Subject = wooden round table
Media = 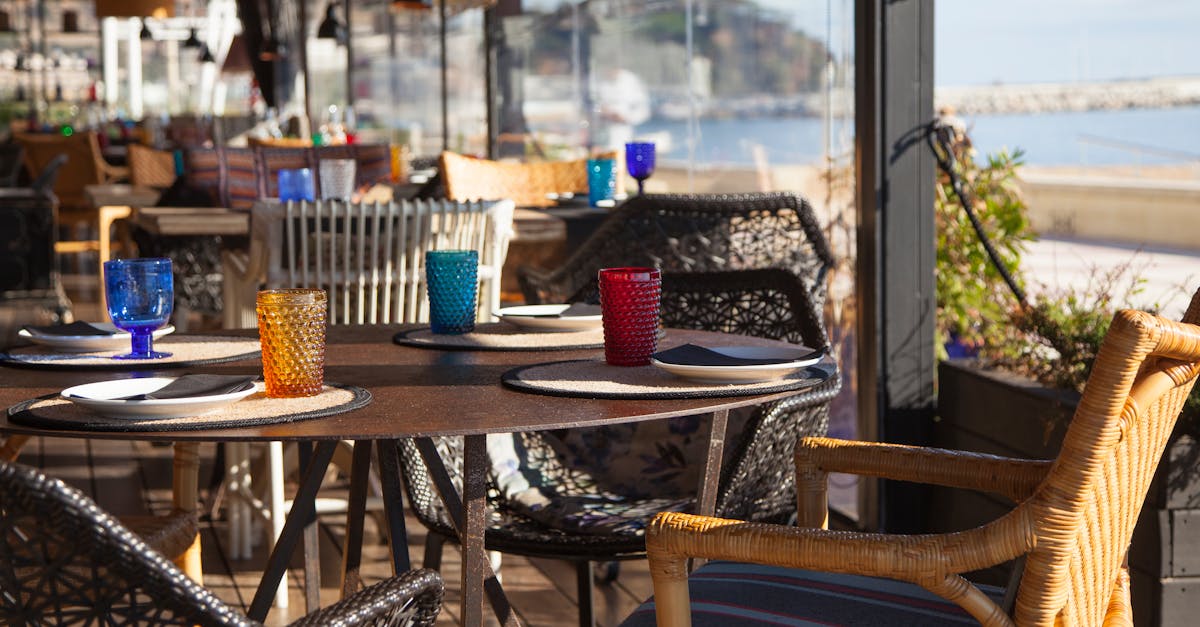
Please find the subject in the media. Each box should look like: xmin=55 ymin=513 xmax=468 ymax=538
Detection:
xmin=0 ymin=324 xmax=831 ymax=625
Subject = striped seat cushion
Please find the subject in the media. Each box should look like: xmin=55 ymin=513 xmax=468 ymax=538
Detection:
xmin=621 ymin=561 xmax=1006 ymax=626
xmin=221 ymin=147 xmax=259 ymax=210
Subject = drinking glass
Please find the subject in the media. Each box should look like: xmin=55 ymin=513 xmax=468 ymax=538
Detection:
xmin=587 ymin=158 xmax=617 ymax=207
xmin=104 ymin=257 xmax=174 ymax=359
xmin=278 ymin=168 xmax=314 ymax=201
xmin=256 ymin=289 xmax=327 ymax=398
xmin=624 ymin=142 xmax=656 ymax=195
xmin=319 ymin=159 xmax=357 ymax=200
xmin=598 ymin=267 xmax=661 ymax=366
xmin=425 ymin=250 xmax=479 ymax=335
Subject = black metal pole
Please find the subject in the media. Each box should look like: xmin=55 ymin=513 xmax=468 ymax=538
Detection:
xmin=439 ymin=0 xmax=448 ymax=151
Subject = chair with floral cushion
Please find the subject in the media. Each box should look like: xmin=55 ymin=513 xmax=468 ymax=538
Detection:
xmin=397 ymin=268 xmax=840 ymax=627
xmin=629 ymin=289 xmax=1200 ymax=626
xmin=0 ymin=459 xmax=444 ymax=626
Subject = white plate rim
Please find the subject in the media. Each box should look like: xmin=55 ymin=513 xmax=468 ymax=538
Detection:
xmin=650 ymin=345 xmax=823 ymax=383
xmin=60 ymin=376 xmax=258 ymax=419
xmin=495 ymin=304 xmax=602 ymax=332
xmin=19 ymin=324 xmax=176 ymax=352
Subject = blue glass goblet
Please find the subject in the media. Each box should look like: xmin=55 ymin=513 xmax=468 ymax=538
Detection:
xmin=625 ymin=141 xmax=656 ymax=195
xmin=104 ymin=257 xmax=174 ymax=359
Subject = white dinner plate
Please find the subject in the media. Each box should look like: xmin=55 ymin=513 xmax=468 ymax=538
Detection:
xmin=61 ymin=377 xmax=259 ymax=420
xmin=651 ymin=346 xmax=823 ymax=384
xmin=495 ymin=304 xmax=603 ymax=332
xmin=19 ymin=323 xmax=176 ymax=353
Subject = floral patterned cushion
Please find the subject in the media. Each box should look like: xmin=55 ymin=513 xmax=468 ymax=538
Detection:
xmin=488 ymin=409 xmax=753 ymax=535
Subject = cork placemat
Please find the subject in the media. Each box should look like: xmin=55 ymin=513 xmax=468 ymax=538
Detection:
xmin=0 ymin=336 xmax=261 ymax=371
xmin=501 ymin=356 xmax=837 ymax=399
xmin=6 ymin=382 xmax=371 ymax=432
xmin=394 ymin=322 xmax=605 ymax=352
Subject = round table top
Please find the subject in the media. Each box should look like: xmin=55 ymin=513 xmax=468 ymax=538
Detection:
xmin=0 ymin=325 xmax=830 ymax=442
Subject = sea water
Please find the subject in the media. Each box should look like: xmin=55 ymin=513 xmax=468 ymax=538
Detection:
xmin=637 ymin=104 xmax=1200 ymax=167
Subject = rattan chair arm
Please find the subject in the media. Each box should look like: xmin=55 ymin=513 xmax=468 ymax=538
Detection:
xmin=287 ymin=569 xmax=444 ymax=627
xmin=646 ymin=512 xmax=1021 ymax=626
xmin=796 ymin=436 xmax=1051 ymax=502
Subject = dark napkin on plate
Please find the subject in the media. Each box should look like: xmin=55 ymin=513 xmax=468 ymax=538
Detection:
xmin=513 ymin=303 xmax=602 ymax=318
xmin=652 ymin=343 xmax=821 ymax=367
xmin=115 ymin=374 xmax=257 ymax=401
xmin=22 ymin=321 xmax=115 ymax=337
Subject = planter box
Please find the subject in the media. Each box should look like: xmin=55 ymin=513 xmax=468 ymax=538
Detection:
xmin=935 ymin=360 xmax=1200 ymax=624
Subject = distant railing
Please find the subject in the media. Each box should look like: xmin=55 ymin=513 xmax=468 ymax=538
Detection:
xmin=1077 ymin=133 xmax=1200 ymax=164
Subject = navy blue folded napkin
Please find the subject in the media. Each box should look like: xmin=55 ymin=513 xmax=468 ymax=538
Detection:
xmin=114 ymin=374 xmax=257 ymax=401
xmin=23 ymin=321 xmax=115 ymax=337
xmin=511 ymin=303 xmax=601 ymax=318
xmin=652 ymin=343 xmax=821 ymax=367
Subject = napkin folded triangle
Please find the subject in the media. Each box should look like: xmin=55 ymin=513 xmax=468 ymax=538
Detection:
xmin=516 ymin=303 xmax=602 ymax=318
xmin=652 ymin=343 xmax=821 ymax=367
xmin=23 ymin=321 xmax=115 ymax=337
xmin=111 ymin=374 xmax=258 ymax=401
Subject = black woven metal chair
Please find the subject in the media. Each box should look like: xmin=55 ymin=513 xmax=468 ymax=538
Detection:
xmin=396 ymin=268 xmax=840 ymax=626
xmin=517 ymin=192 xmax=835 ymax=310
xmin=0 ymin=460 xmax=444 ymax=627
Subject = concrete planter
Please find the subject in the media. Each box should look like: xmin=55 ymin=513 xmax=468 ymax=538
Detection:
xmin=935 ymin=360 xmax=1200 ymax=624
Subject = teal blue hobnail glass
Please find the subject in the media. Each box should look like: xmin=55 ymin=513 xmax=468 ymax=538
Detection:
xmin=425 ymin=250 xmax=478 ymax=334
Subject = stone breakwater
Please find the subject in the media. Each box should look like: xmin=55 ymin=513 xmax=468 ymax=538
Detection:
xmin=936 ymin=76 xmax=1200 ymax=115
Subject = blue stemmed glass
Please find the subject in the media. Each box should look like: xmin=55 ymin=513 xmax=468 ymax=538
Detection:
xmin=104 ymin=258 xmax=174 ymax=359
xmin=625 ymin=141 xmax=656 ymax=195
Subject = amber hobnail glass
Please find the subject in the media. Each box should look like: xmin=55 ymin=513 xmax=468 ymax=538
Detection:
xmin=256 ymin=289 xmax=327 ymax=398
xmin=598 ymin=267 xmax=661 ymax=366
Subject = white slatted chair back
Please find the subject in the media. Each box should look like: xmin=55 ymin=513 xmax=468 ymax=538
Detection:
xmin=223 ymin=198 xmax=514 ymax=328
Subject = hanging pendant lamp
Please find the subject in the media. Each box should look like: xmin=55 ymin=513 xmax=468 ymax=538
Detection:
xmin=316 ymin=2 xmax=346 ymax=45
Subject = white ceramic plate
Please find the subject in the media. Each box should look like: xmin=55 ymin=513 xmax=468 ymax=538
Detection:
xmin=19 ymin=323 xmax=176 ymax=353
xmin=61 ymin=377 xmax=258 ymax=420
xmin=495 ymin=304 xmax=603 ymax=332
xmin=652 ymin=346 xmax=823 ymax=384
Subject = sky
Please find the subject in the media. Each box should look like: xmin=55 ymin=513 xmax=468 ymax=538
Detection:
xmin=529 ymin=0 xmax=1200 ymax=87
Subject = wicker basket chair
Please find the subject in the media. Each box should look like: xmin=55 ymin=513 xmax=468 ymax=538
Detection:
xmin=439 ymin=150 xmax=604 ymax=208
xmin=396 ymin=268 xmax=840 ymax=626
xmin=0 ymin=459 xmax=444 ymax=627
xmin=634 ymin=289 xmax=1200 ymax=627
xmin=517 ymin=192 xmax=835 ymax=311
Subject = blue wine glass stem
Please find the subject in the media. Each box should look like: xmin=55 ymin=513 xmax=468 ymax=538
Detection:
xmin=637 ymin=178 xmax=645 ymax=195
xmin=131 ymin=331 xmax=152 ymax=357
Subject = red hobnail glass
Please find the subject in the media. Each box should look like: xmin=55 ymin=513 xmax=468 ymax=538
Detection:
xmin=598 ymin=267 xmax=661 ymax=366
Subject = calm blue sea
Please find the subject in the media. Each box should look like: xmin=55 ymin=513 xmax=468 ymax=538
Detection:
xmin=638 ymin=104 xmax=1200 ymax=167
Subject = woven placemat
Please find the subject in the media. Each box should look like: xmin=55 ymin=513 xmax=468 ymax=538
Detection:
xmin=0 ymin=336 xmax=261 ymax=371
xmin=6 ymin=382 xmax=371 ymax=432
xmin=394 ymin=322 xmax=605 ymax=352
xmin=502 ymin=357 xmax=837 ymax=399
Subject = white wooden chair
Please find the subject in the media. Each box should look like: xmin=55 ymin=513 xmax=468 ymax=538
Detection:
xmin=218 ymin=197 xmax=514 ymax=607
xmin=222 ymin=197 xmax=515 ymax=329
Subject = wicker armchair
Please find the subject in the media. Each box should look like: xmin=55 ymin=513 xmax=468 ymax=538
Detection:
xmin=634 ymin=289 xmax=1200 ymax=626
xmin=0 ymin=460 xmax=444 ymax=627
xmin=517 ymin=192 xmax=835 ymax=310
xmin=397 ymin=268 xmax=840 ymax=626
xmin=439 ymin=150 xmax=606 ymax=208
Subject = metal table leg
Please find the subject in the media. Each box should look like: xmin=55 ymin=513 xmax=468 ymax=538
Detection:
xmin=415 ymin=436 xmax=520 ymax=626
xmin=247 ymin=440 xmax=337 ymax=622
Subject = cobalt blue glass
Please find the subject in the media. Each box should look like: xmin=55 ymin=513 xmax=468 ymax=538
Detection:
xmin=278 ymin=168 xmax=315 ymax=201
xmin=104 ymin=257 xmax=174 ymax=359
xmin=587 ymin=158 xmax=616 ymax=207
xmin=624 ymin=141 xmax=656 ymax=195
xmin=425 ymin=250 xmax=478 ymax=334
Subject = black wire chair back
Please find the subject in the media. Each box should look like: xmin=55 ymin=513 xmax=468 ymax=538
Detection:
xmin=517 ymin=192 xmax=835 ymax=310
xmin=0 ymin=460 xmax=444 ymax=627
